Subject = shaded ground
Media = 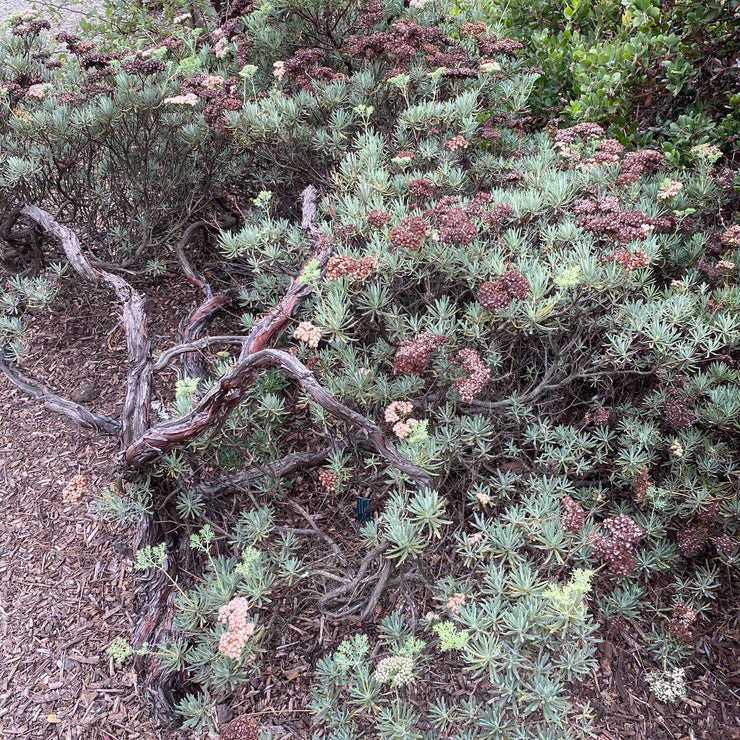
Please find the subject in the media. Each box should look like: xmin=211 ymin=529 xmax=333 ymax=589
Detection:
xmin=1 ymin=271 xmax=739 ymax=739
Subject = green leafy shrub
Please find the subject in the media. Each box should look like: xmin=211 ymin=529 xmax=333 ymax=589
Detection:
xmin=473 ymin=0 xmax=740 ymax=160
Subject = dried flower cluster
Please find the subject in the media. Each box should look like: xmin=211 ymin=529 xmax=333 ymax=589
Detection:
xmin=62 ymin=475 xmax=87 ymax=504
xmin=408 ymin=178 xmax=433 ymax=198
xmin=326 ymin=255 xmax=377 ymax=281
xmin=218 ymin=597 xmax=256 ymax=660
xmin=585 ymin=406 xmax=610 ymax=425
xmin=634 ymin=469 xmax=651 ymax=501
xmin=607 ymin=248 xmax=651 ymax=272
xmin=721 ymin=224 xmax=740 ymax=247
xmin=712 ymin=534 xmax=738 ymax=555
xmin=393 ymin=332 xmax=447 ymax=375
xmin=677 ymin=527 xmax=707 ymax=557
xmin=616 ymin=148 xmax=665 ymax=187
xmin=453 ymin=348 xmax=492 ymax=403
xmin=575 ymin=196 xmax=672 ymax=244
xmin=591 ymin=514 xmax=643 ymax=576
xmin=664 ymin=396 xmax=694 ymax=431
xmin=390 ymin=216 xmax=430 ymax=250
xmin=668 ymin=603 xmax=697 ymax=642
xmin=293 ymin=321 xmax=322 ymax=348
xmin=478 ymin=269 xmax=530 ymax=310
xmin=367 ymin=209 xmax=391 ymax=227
xmin=553 ymin=122 xmax=605 ymax=144
xmin=561 ymin=496 xmax=586 ymax=533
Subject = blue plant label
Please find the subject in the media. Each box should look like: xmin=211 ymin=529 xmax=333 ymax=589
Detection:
xmin=356 ymin=496 xmax=371 ymax=523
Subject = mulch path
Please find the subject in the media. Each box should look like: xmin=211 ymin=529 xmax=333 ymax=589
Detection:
xmin=1 ymin=266 xmax=739 ymax=739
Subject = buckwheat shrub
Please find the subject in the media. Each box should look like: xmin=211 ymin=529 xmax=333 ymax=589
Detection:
xmin=5 ymin=0 xmax=739 ymax=734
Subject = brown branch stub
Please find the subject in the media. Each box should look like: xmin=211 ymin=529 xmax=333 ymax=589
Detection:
xmin=20 ymin=205 xmax=152 ymax=446
xmin=0 ymin=356 xmax=121 ymax=435
xmin=195 ymin=449 xmax=329 ymax=496
xmin=126 ymin=349 xmax=434 ymax=490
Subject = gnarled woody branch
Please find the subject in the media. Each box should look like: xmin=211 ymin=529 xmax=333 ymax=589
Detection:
xmin=0 ymin=356 xmax=120 ymax=435
xmin=20 ymin=205 xmax=151 ymax=446
xmin=126 ymin=348 xmax=434 ymax=491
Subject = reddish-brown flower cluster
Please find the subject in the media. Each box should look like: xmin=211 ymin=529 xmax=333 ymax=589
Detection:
xmin=677 ymin=527 xmax=708 ymax=557
xmin=664 ymin=396 xmax=694 ymax=431
xmin=575 ymin=196 xmax=672 ymax=243
xmin=696 ymin=259 xmax=727 ymax=278
xmin=616 ymin=148 xmax=665 ymax=187
xmin=393 ymin=332 xmax=447 ymax=375
xmin=408 ymin=178 xmax=433 ymax=198
xmin=465 ymin=191 xmax=493 ymax=216
xmin=219 ymin=716 xmax=259 ymax=740
xmin=179 ymin=74 xmax=242 ymax=128
xmin=501 ymin=170 xmax=524 ymax=187
xmin=359 ymin=0 xmax=386 ymax=29
xmin=121 ymin=57 xmax=166 ymax=76
xmin=591 ymin=514 xmax=643 ymax=577
xmin=668 ymin=603 xmax=697 ymax=642
xmin=461 ymin=21 xmax=488 ymax=37
xmin=713 ymin=534 xmax=739 ymax=555
xmin=318 ymin=470 xmax=338 ymax=491
xmin=445 ymin=135 xmax=469 ymax=152
xmin=62 ymin=475 xmax=87 ymax=505
xmin=367 ymin=209 xmax=391 ymax=227
xmin=390 ymin=216 xmax=429 ymax=250
xmin=585 ymin=406 xmax=611 ymax=426
xmin=439 ymin=208 xmax=477 ymax=245
xmin=479 ymin=119 xmax=502 ymax=141
xmin=11 ymin=17 xmax=51 ymax=37
xmin=591 ymin=138 xmax=624 ymax=165
xmin=607 ymin=248 xmax=651 ymax=272
xmin=712 ymin=167 xmax=736 ymax=190
xmin=347 ymin=18 xmax=466 ymax=72
xmin=553 ymin=122 xmax=605 ymax=144
xmin=561 ymin=496 xmax=586 ymax=533
xmin=477 ymin=36 xmax=523 ymax=58
xmin=281 ymin=47 xmax=348 ymax=90
xmin=478 ymin=269 xmax=530 ymax=311
xmin=326 ymin=255 xmax=377 ymax=281
xmin=81 ymin=52 xmax=115 ymax=70
xmin=453 ymin=348 xmax=492 ymax=403
xmin=484 ymin=203 xmax=515 ymax=227
xmin=634 ymin=468 xmax=651 ymax=502
xmin=441 ymin=67 xmax=479 ymax=79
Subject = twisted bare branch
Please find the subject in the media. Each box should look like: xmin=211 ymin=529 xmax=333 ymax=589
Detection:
xmin=19 ymin=205 xmax=151 ymax=444
xmin=0 ymin=356 xmax=120 ymax=435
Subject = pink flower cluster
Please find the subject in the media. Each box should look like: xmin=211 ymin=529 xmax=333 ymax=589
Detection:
xmin=218 ymin=597 xmax=256 ymax=660
xmin=384 ymin=401 xmax=419 ymax=439
xmin=447 ymin=592 xmax=466 ymax=614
